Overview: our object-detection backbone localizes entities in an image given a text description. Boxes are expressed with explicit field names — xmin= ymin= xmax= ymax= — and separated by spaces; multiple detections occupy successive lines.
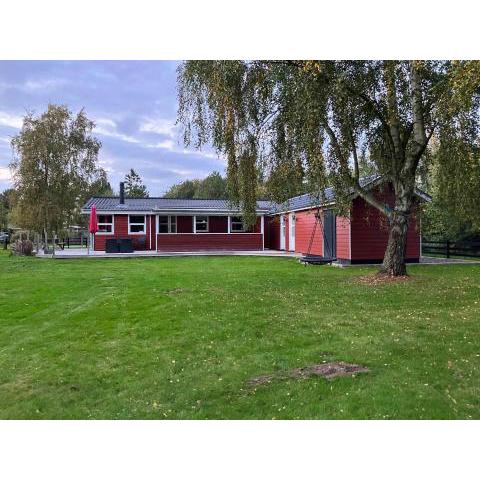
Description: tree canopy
xmin=0 ymin=188 xmax=14 ymax=231
xmin=10 ymin=104 xmax=104 ymax=236
xmin=164 ymin=171 xmax=227 ymax=199
xmin=124 ymin=168 xmax=149 ymax=197
xmin=178 ymin=60 xmax=480 ymax=275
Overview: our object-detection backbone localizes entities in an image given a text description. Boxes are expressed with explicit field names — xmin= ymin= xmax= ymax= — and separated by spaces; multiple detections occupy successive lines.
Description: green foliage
xmin=422 ymin=151 xmax=480 ymax=241
xmin=164 ymin=171 xmax=227 ymax=199
xmin=177 ymin=60 xmax=480 ymax=248
xmin=124 ymin=168 xmax=149 ymax=197
xmin=9 ymin=104 xmax=104 ymax=236
xmin=1 ymin=251 xmax=479 ymax=419
xmin=0 ymin=188 xmax=14 ymax=231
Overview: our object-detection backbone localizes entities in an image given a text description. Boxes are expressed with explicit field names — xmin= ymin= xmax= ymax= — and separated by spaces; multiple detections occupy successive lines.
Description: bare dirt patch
xmin=247 ymin=361 xmax=369 ymax=387
xmin=354 ymin=272 xmax=411 ymax=286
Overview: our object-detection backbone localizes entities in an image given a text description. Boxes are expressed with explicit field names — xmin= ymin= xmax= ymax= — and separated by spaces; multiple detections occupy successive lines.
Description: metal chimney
xmin=119 ymin=182 xmax=125 ymax=204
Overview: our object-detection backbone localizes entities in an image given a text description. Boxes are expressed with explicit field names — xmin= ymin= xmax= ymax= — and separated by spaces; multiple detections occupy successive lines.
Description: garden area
xmin=0 ymin=250 xmax=479 ymax=419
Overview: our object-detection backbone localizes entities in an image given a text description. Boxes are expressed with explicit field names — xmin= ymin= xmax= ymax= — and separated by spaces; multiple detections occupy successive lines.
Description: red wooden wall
xmin=156 ymin=233 xmax=263 ymax=251
xmin=265 ymin=182 xmax=421 ymax=262
xmin=294 ymin=210 xmax=323 ymax=255
xmin=94 ymin=214 xmax=153 ymax=251
xmin=336 ymin=216 xmax=351 ymax=261
xmin=350 ymin=187 xmax=420 ymax=262
xmin=94 ymin=214 xmax=265 ymax=251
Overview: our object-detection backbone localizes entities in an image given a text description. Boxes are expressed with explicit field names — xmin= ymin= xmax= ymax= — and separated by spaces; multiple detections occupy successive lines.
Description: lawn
xmin=0 ymin=250 xmax=479 ymax=419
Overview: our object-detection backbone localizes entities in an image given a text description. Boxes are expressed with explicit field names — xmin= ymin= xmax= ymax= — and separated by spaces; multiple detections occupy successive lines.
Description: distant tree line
xmin=164 ymin=171 xmax=227 ymax=199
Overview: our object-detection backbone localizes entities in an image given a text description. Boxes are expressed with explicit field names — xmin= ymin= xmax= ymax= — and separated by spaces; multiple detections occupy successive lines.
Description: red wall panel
xmin=336 ymin=215 xmax=351 ymax=260
xmin=293 ymin=210 xmax=323 ymax=255
xmin=94 ymin=214 xmax=152 ymax=251
xmin=177 ymin=216 xmax=193 ymax=233
xmin=350 ymin=185 xmax=420 ymax=261
xmin=156 ymin=233 xmax=263 ymax=251
xmin=208 ymin=216 xmax=228 ymax=233
xmin=266 ymin=216 xmax=280 ymax=250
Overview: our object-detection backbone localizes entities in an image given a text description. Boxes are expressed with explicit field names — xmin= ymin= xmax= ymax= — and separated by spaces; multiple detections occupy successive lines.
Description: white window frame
xmin=128 ymin=214 xmax=146 ymax=234
xmin=194 ymin=215 xmax=209 ymax=233
xmin=97 ymin=214 xmax=114 ymax=235
xmin=157 ymin=215 xmax=177 ymax=234
xmin=230 ymin=216 xmax=245 ymax=232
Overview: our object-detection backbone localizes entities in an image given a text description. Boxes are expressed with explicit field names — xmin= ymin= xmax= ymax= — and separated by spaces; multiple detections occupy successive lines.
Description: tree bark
xmin=380 ymin=211 xmax=409 ymax=276
xmin=380 ymin=181 xmax=414 ymax=276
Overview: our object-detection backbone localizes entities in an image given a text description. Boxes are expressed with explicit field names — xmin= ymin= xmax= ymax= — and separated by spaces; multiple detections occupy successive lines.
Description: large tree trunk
xmin=380 ymin=183 xmax=414 ymax=276
xmin=380 ymin=212 xmax=409 ymax=276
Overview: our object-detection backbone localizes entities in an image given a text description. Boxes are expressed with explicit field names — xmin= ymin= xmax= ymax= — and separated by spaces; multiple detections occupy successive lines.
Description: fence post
xmin=446 ymin=240 xmax=450 ymax=258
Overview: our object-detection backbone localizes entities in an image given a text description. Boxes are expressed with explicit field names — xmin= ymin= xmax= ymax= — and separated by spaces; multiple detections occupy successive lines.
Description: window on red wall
xmin=230 ymin=216 xmax=245 ymax=232
xmin=128 ymin=215 xmax=146 ymax=234
xmin=97 ymin=215 xmax=113 ymax=233
xmin=158 ymin=216 xmax=177 ymax=233
xmin=195 ymin=216 xmax=209 ymax=232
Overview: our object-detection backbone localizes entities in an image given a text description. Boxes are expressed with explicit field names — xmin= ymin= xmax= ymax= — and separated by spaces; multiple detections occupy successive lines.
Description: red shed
xmin=264 ymin=176 xmax=430 ymax=264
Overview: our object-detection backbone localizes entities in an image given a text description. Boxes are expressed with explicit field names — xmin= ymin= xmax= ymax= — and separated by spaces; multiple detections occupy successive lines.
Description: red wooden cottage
xmin=82 ymin=176 xmax=430 ymax=262
xmin=266 ymin=175 xmax=430 ymax=264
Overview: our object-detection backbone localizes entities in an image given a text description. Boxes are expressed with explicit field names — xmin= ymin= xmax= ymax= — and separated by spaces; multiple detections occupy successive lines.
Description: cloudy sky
xmin=0 ymin=61 xmax=224 ymax=194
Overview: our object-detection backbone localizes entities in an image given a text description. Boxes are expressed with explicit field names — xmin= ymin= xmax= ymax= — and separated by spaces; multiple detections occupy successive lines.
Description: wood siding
xmin=94 ymin=214 xmax=151 ymax=251
xmin=266 ymin=216 xmax=281 ymax=250
xmin=293 ymin=210 xmax=323 ymax=255
xmin=336 ymin=215 xmax=351 ymax=260
xmin=350 ymin=185 xmax=420 ymax=262
xmin=156 ymin=233 xmax=263 ymax=251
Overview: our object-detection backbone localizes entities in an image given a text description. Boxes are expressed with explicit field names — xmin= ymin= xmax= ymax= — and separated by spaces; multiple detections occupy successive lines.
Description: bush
xmin=12 ymin=239 xmax=34 ymax=256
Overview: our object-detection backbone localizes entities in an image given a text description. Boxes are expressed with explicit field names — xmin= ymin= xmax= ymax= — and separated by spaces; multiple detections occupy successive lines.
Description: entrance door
xmin=288 ymin=213 xmax=295 ymax=251
xmin=323 ymin=210 xmax=336 ymax=258
xmin=280 ymin=215 xmax=286 ymax=250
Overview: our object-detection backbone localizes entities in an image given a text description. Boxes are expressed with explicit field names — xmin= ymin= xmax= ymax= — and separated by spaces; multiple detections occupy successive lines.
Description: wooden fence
xmin=422 ymin=239 xmax=480 ymax=259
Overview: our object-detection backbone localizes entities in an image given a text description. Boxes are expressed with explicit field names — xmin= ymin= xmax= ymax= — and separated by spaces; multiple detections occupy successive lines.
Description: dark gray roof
xmin=272 ymin=175 xmax=381 ymax=213
xmin=82 ymin=175 xmax=430 ymax=215
xmin=82 ymin=196 xmax=276 ymax=213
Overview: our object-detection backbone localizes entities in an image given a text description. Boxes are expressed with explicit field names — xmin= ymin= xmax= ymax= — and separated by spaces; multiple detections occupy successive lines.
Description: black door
xmin=323 ymin=209 xmax=336 ymax=259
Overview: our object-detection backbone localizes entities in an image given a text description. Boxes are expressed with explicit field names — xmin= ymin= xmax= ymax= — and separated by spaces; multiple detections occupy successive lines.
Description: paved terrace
xmin=36 ymin=248 xmax=300 ymax=259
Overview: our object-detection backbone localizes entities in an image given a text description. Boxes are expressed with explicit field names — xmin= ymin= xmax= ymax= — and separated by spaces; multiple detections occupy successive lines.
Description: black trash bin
xmin=119 ymin=238 xmax=133 ymax=253
xmin=105 ymin=238 xmax=119 ymax=253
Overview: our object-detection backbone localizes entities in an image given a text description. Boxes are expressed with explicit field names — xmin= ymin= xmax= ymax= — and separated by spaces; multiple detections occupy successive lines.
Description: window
xmin=230 ymin=216 xmax=245 ymax=232
xmin=97 ymin=215 xmax=113 ymax=233
xmin=128 ymin=215 xmax=146 ymax=234
xmin=195 ymin=215 xmax=209 ymax=232
xmin=158 ymin=215 xmax=177 ymax=234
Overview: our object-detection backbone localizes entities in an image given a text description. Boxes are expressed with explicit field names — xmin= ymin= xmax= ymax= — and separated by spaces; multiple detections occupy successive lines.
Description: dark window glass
xmin=130 ymin=215 xmax=145 ymax=224
xmin=130 ymin=224 xmax=145 ymax=233
xmin=98 ymin=215 xmax=112 ymax=224
xmin=231 ymin=216 xmax=244 ymax=232
xmin=195 ymin=216 xmax=208 ymax=232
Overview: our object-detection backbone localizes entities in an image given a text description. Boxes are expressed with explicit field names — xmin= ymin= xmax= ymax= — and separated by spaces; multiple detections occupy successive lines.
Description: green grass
xmin=0 ymin=250 xmax=479 ymax=419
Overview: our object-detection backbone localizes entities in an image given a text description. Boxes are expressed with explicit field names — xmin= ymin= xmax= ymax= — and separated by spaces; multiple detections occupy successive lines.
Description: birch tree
xmin=177 ymin=60 xmax=480 ymax=275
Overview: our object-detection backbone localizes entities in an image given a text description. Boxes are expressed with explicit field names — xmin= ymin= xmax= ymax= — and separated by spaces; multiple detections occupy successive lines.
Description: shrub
xmin=12 ymin=239 xmax=34 ymax=256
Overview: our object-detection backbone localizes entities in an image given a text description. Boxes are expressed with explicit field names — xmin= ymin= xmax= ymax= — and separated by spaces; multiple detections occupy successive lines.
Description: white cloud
xmin=0 ymin=167 xmax=11 ymax=181
xmin=0 ymin=111 xmax=23 ymax=129
xmin=146 ymin=139 xmax=175 ymax=150
xmin=94 ymin=118 xmax=140 ymax=144
xmin=22 ymin=78 xmax=67 ymax=92
xmin=145 ymin=137 xmax=220 ymax=160
xmin=139 ymin=118 xmax=177 ymax=138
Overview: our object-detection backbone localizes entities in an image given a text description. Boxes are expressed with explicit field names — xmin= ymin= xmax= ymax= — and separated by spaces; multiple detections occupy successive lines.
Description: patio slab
xmin=37 ymin=248 xmax=299 ymax=259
